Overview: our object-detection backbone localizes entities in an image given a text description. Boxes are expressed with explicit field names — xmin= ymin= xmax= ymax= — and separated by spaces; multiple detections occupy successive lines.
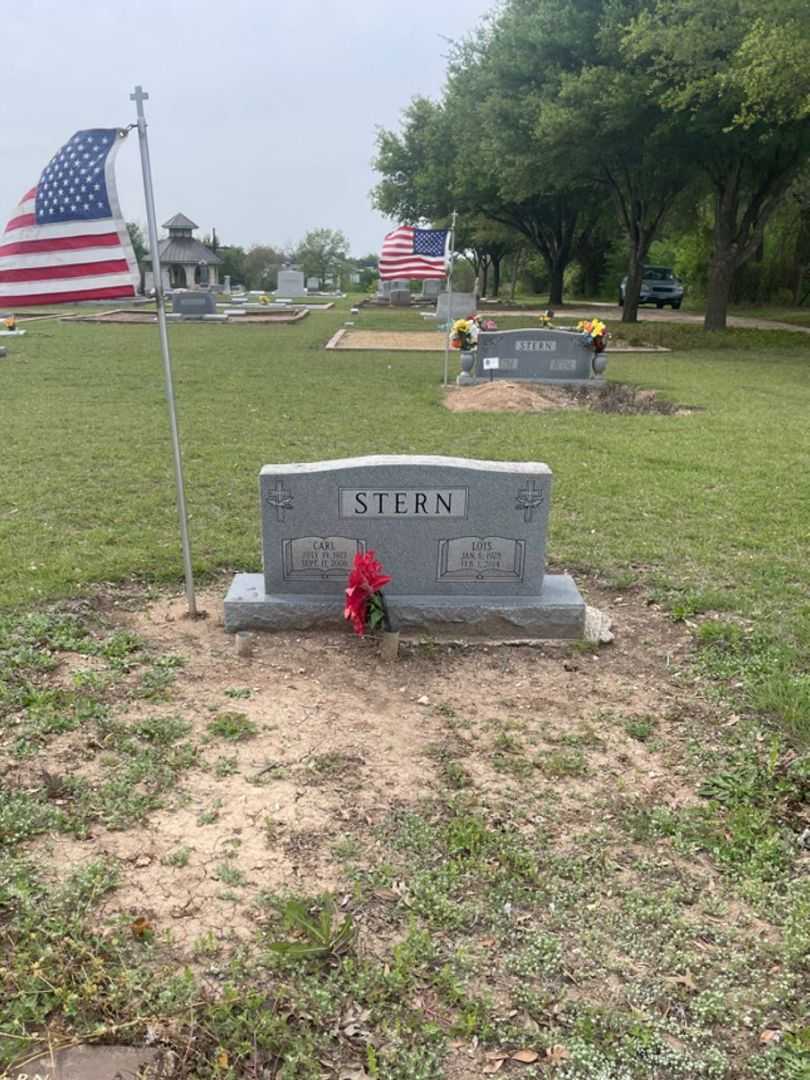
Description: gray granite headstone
xmin=421 ymin=279 xmax=443 ymax=299
xmin=377 ymin=280 xmax=392 ymax=298
xmin=172 ymin=292 xmax=217 ymax=317
xmin=390 ymin=289 xmax=411 ymax=306
xmin=436 ymin=291 xmax=477 ymax=322
xmin=474 ymin=328 xmax=606 ymax=384
xmin=275 ymin=269 xmax=306 ymax=297
xmin=224 ymin=455 xmax=585 ymax=637
xmin=306 ymin=276 xmax=320 ymax=290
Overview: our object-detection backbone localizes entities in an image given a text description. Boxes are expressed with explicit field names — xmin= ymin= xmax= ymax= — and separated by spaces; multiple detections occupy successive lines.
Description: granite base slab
xmin=224 ymin=573 xmax=586 ymax=638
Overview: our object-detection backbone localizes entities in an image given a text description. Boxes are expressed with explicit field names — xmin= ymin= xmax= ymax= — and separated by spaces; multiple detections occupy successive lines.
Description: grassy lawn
xmin=1 ymin=298 xmax=809 ymax=1077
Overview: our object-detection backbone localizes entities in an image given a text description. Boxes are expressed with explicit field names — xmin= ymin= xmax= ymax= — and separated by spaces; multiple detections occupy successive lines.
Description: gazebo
xmin=142 ymin=213 xmax=223 ymax=292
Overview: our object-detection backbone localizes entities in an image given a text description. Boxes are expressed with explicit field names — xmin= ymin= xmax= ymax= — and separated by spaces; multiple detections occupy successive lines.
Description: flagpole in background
xmin=442 ymin=209 xmax=457 ymax=387
xmin=130 ymin=85 xmax=198 ymax=618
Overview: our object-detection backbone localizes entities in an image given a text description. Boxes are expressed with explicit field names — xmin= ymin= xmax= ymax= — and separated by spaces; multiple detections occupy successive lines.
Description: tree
xmin=294 ymin=228 xmax=349 ymax=287
xmin=126 ymin=222 xmax=146 ymax=265
xmin=242 ymin=245 xmax=284 ymax=290
xmin=625 ymin=0 xmax=810 ymax=328
xmin=218 ymin=245 xmax=248 ymax=288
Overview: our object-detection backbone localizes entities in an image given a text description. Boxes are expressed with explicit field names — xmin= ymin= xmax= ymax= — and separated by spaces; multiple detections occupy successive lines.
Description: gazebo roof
xmin=163 ymin=212 xmax=198 ymax=231
xmin=144 ymin=236 xmax=223 ymax=266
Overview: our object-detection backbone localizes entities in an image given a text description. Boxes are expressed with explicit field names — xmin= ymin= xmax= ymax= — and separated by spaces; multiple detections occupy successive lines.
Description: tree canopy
xmin=372 ymin=0 xmax=810 ymax=326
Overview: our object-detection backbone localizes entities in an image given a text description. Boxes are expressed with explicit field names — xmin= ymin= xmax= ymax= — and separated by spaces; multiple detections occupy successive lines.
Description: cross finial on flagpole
xmin=130 ymin=85 xmax=149 ymax=107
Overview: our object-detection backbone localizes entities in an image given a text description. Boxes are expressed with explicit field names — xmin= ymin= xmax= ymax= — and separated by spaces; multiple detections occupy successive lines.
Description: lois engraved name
xmin=339 ymin=488 xmax=468 ymax=518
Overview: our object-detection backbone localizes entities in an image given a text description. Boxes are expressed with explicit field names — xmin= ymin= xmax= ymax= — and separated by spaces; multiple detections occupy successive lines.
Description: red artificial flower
xmin=344 ymin=551 xmax=392 ymax=636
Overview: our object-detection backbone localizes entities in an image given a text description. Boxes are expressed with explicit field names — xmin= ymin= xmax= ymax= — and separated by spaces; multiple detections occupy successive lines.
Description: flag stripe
xmin=1 ymin=128 xmax=138 ymax=307
xmin=378 ymin=225 xmax=448 ymax=281
xmin=0 ymin=233 xmax=123 ymax=259
xmin=0 ymin=258 xmax=130 ymax=283
xmin=6 ymin=213 xmax=36 ymax=232
xmin=0 ymin=284 xmax=138 ymax=306
xmin=0 ymin=271 xmax=136 ymax=300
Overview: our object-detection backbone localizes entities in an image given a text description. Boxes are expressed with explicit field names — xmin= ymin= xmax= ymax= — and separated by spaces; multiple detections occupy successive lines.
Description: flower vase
xmin=456 ymin=350 xmax=477 ymax=386
xmin=379 ymin=630 xmax=400 ymax=661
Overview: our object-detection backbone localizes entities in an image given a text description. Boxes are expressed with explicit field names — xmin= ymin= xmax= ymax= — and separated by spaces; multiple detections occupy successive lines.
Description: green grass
xmin=1 ymin=294 xmax=810 ymax=1076
xmin=3 ymin=299 xmax=810 ymax=741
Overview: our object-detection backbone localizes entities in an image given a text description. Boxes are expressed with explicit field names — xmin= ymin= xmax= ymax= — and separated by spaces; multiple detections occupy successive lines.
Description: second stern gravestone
xmin=224 ymin=455 xmax=585 ymax=637
xmin=473 ymin=328 xmax=607 ymax=384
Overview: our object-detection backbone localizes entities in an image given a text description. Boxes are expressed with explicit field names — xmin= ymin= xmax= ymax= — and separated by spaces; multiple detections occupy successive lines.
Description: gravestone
xmin=307 ymin=276 xmax=320 ymax=290
xmin=377 ymin=280 xmax=392 ymax=299
xmin=390 ymin=289 xmax=411 ymax=306
xmin=172 ymin=292 xmax=217 ymax=318
xmin=421 ymin=279 xmax=443 ymax=299
xmin=275 ymin=269 xmax=306 ymax=298
xmin=224 ymin=274 xmax=231 ymax=292
xmin=224 ymin=455 xmax=585 ymax=637
xmin=436 ymin=291 xmax=477 ymax=323
xmin=473 ymin=328 xmax=606 ymax=384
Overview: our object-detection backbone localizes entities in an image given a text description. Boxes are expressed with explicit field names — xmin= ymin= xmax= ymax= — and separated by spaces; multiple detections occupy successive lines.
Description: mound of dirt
xmin=444 ymin=381 xmax=573 ymax=412
xmin=445 ymin=380 xmax=688 ymax=415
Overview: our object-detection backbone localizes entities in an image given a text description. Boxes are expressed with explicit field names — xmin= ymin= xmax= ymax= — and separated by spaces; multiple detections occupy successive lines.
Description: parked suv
xmin=619 ymin=266 xmax=684 ymax=309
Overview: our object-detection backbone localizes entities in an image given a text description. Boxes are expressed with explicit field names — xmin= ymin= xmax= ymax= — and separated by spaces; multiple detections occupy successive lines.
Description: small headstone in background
xmin=420 ymin=279 xmax=443 ymax=299
xmin=306 ymin=277 xmax=320 ymax=290
xmin=436 ymin=291 xmax=477 ymax=322
xmin=224 ymin=274 xmax=232 ymax=292
xmin=172 ymin=292 xmax=217 ymax=318
xmin=377 ymin=280 xmax=392 ymax=299
xmin=390 ymin=289 xmax=411 ymax=306
xmin=224 ymin=454 xmax=585 ymax=637
xmin=275 ymin=269 xmax=307 ymax=298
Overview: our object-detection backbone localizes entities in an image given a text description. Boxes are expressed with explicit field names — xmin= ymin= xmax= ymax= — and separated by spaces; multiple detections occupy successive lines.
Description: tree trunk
xmin=704 ymin=255 xmax=736 ymax=331
xmin=480 ymin=260 xmax=489 ymax=298
xmin=510 ymin=248 xmax=523 ymax=301
xmin=621 ymin=253 xmax=644 ymax=323
xmin=491 ymin=256 xmax=502 ymax=298
xmin=548 ymin=258 xmax=565 ymax=306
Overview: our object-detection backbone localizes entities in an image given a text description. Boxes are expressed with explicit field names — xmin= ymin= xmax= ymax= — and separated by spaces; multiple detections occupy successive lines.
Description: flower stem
xmin=378 ymin=590 xmax=393 ymax=633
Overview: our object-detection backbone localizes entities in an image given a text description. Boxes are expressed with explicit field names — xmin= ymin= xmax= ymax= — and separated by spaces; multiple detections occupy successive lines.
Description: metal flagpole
xmin=442 ymin=209 xmax=457 ymax=387
xmin=130 ymin=85 xmax=198 ymax=617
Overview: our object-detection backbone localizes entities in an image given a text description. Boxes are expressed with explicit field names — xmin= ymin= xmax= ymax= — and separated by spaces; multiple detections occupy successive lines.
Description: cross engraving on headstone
xmin=266 ymin=480 xmax=294 ymax=522
xmin=515 ymin=479 xmax=545 ymax=523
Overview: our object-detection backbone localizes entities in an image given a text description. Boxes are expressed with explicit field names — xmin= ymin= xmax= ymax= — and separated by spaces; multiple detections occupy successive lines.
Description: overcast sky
xmin=2 ymin=0 xmax=495 ymax=256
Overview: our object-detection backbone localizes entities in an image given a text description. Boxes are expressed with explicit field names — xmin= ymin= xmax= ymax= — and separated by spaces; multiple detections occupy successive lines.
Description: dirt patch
xmin=445 ymin=382 xmax=575 ymax=412
xmin=445 ymin=381 xmax=689 ymax=415
xmin=16 ymin=574 xmax=718 ymax=961
xmin=331 ymin=329 xmax=446 ymax=351
xmin=330 ymin=328 xmax=669 ymax=353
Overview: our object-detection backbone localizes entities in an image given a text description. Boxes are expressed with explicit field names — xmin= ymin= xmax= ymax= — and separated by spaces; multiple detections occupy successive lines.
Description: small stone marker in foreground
xmin=224 ymin=455 xmax=585 ymax=637
xmin=172 ymin=292 xmax=217 ymax=318
xmin=436 ymin=291 xmax=477 ymax=323
xmin=473 ymin=328 xmax=607 ymax=384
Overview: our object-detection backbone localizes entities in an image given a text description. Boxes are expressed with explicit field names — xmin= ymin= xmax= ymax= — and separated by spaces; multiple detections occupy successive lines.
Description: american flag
xmin=378 ymin=225 xmax=448 ymax=281
xmin=0 ymin=128 xmax=138 ymax=306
